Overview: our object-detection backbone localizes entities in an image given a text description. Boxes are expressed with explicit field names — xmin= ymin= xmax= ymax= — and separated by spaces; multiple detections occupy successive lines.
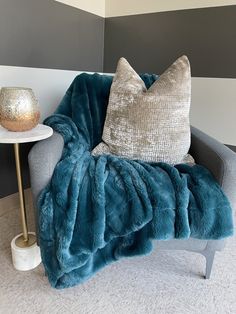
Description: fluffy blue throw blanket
xmin=38 ymin=73 xmax=233 ymax=289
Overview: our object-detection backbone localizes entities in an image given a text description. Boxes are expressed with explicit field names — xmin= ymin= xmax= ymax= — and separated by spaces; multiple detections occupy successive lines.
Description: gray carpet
xmin=0 ymin=201 xmax=235 ymax=314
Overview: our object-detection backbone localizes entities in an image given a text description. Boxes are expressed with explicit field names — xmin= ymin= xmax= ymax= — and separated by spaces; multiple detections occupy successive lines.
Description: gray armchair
xmin=28 ymin=126 xmax=236 ymax=279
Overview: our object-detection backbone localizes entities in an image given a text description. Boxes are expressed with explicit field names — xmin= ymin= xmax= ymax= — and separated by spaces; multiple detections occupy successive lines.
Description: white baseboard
xmin=0 ymin=188 xmax=33 ymax=217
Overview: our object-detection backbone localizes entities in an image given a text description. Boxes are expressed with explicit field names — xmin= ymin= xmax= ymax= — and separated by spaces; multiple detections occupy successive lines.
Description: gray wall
xmin=0 ymin=0 xmax=104 ymax=71
xmin=104 ymin=5 xmax=236 ymax=78
xmin=0 ymin=144 xmax=32 ymax=199
xmin=0 ymin=0 xmax=104 ymax=198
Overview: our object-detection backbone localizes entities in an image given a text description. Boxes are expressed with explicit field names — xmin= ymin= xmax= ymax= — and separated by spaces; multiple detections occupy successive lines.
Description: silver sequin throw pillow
xmin=92 ymin=56 xmax=194 ymax=164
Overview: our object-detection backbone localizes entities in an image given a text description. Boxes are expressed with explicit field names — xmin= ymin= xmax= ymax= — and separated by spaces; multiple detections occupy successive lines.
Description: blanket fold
xmin=38 ymin=73 xmax=233 ymax=289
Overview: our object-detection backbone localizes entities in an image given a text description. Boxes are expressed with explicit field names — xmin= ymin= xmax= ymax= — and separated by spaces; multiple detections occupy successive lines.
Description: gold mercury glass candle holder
xmin=0 ymin=87 xmax=40 ymax=132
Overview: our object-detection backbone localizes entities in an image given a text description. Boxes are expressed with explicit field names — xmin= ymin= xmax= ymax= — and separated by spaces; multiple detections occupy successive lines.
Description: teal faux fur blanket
xmin=38 ymin=73 xmax=233 ymax=289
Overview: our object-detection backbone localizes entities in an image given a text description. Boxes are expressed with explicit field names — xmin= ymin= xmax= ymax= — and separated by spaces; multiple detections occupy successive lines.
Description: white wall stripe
xmin=54 ymin=0 xmax=236 ymax=17
xmin=191 ymin=77 xmax=236 ymax=146
xmin=0 ymin=66 xmax=83 ymax=120
xmin=55 ymin=0 xmax=105 ymax=17
xmin=105 ymin=0 xmax=236 ymax=17
xmin=0 ymin=65 xmax=235 ymax=146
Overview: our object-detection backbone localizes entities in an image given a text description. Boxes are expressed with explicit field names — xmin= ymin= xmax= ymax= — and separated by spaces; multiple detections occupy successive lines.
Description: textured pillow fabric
xmin=92 ymin=56 xmax=194 ymax=164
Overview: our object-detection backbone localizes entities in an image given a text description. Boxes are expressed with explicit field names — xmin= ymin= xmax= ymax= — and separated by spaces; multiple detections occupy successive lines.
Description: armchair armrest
xmin=190 ymin=126 xmax=236 ymax=211
xmin=28 ymin=131 xmax=64 ymax=201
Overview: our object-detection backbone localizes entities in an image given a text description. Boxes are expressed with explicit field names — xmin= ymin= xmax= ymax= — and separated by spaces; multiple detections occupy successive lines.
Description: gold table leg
xmin=13 ymin=143 xmax=36 ymax=248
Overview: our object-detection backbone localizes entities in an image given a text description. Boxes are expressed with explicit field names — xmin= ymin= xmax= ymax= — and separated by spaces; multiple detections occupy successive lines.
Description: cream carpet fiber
xmin=0 ymin=199 xmax=235 ymax=314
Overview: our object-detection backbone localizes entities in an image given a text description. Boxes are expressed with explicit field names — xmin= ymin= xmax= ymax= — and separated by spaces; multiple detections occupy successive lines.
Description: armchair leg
xmin=202 ymin=250 xmax=216 ymax=279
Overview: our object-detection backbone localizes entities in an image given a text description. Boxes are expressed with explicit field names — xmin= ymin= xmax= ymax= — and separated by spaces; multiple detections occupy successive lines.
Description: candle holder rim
xmin=0 ymin=87 xmax=33 ymax=91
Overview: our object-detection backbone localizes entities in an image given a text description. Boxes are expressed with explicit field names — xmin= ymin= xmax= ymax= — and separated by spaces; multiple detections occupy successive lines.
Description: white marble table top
xmin=0 ymin=124 xmax=53 ymax=144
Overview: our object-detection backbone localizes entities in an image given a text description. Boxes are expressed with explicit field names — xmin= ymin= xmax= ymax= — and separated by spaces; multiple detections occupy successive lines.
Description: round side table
xmin=0 ymin=124 xmax=53 ymax=270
